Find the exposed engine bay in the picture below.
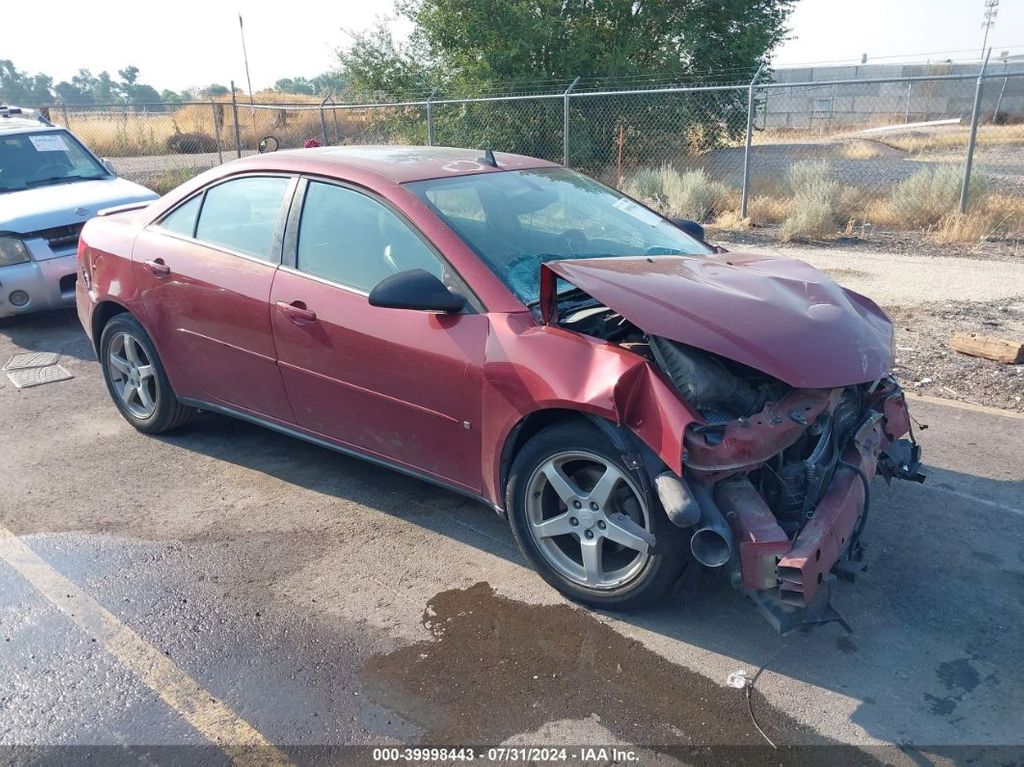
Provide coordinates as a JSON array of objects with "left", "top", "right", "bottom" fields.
[{"left": 560, "top": 298, "right": 925, "bottom": 632}]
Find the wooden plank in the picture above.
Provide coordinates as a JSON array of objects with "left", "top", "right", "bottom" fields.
[{"left": 950, "top": 332, "right": 1024, "bottom": 364}]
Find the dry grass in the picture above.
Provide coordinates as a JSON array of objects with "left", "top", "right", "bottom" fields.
[
  {"left": 713, "top": 210, "right": 751, "bottom": 229},
  {"left": 149, "top": 167, "right": 205, "bottom": 196},
  {"left": 873, "top": 123, "right": 1024, "bottom": 155},
  {"left": 840, "top": 139, "right": 883, "bottom": 159},
  {"left": 931, "top": 194, "right": 1024, "bottom": 244},
  {"left": 64, "top": 92, "right": 394, "bottom": 158}
]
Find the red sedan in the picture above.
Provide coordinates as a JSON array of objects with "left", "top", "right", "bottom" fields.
[{"left": 77, "top": 146, "right": 923, "bottom": 630}]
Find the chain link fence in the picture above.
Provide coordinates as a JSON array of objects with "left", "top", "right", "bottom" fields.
[{"left": 36, "top": 63, "right": 1024, "bottom": 238}]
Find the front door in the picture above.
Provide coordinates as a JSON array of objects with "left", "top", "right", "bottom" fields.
[
  {"left": 270, "top": 179, "right": 487, "bottom": 492},
  {"left": 136, "top": 174, "right": 295, "bottom": 422}
]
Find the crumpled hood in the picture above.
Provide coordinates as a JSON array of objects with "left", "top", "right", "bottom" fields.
[
  {"left": 542, "top": 253, "right": 893, "bottom": 388},
  {"left": 0, "top": 177, "right": 157, "bottom": 235}
]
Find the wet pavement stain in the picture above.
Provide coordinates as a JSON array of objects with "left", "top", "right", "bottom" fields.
[
  {"left": 836, "top": 635, "right": 859, "bottom": 654},
  {"left": 923, "top": 694, "right": 957, "bottom": 716},
  {"left": 937, "top": 658, "right": 980, "bottom": 692},
  {"left": 362, "top": 582, "right": 879, "bottom": 759}
]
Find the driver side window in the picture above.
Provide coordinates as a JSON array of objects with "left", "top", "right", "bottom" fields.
[{"left": 296, "top": 181, "right": 444, "bottom": 293}]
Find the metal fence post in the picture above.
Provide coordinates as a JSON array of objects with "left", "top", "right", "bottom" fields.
[
  {"left": 426, "top": 89, "right": 436, "bottom": 146},
  {"left": 563, "top": 76, "right": 581, "bottom": 166},
  {"left": 230, "top": 81, "right": 242, "bottom": 158},
  {"left": 211, "top": 100, "right": 223, "bottom": 165},
  {"left": 740, "top": 63, "right": 765, "bottom": 220},
  {"left": 59, "top": 98, "right": 70, "bottom": 129},
  {"left": 319, "top": 93, "right": 330, "bottom": 145},
  {"left": 960, "top": 49, "right": 991, "bottom": 214}
]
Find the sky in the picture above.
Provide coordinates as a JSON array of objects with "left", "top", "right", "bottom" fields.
[{"left": 2, "top": 0, "right": 1022, "bottom": 93}]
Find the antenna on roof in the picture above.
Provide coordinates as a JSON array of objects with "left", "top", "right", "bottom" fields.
[{"left": 479, "top": 147, "right": 499, "bottom": 168}]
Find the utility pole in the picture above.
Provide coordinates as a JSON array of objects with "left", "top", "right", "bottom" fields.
[
  {"left": 238, "top": 13, "right": 256, "bottom": 128},
  {"left": 981, "top": 0, "right": 999, "bottom": 60}
]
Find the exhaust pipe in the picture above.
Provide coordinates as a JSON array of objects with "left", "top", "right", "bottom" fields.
[{"left": 688, "top": 483, "right": 735, "bottom": 568}]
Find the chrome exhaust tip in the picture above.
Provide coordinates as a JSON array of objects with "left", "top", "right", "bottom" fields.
[{"left": 690, "top": 527, "right": 733, "bottom": 568}]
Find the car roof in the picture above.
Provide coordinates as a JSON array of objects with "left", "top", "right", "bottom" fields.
[
  {"left": 0, "top": 106, "right": 61, "bottom": 135},
  {"left": 229, "top": 144, "right": 559, "bottom": 183}
]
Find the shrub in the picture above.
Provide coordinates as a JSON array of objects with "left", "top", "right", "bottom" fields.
[
  {"left": 622, "top": 165, "right": 729, "bottom": 222},
  {"left": 780, "top": 160, "right": 840, "bottom": 241},
  {"left": 165, "top": 132, "right": 218, "bottom": 154},
  {"left": 884, "top": 165, "right": 985, "bottom": 228},
  {"left": 661, "top": 168, "right": 730, "bottom": 221},
  {"left": 622, "top": 166, "right": 664, "bottom": 203}
]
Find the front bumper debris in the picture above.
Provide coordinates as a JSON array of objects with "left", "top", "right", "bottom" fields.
[{"left": 671, "top": 379, "right": 924, "bottom": 633}]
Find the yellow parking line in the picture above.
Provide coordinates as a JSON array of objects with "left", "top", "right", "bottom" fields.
[{"left": 0, "top": 525, "right": 292, "bottom": 766}]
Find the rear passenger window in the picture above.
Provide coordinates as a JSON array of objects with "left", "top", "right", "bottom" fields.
[
  {"left": 194, "top": 176, "right": 290, "bottom": 262},
  {"left": 158, "top": 195, "right": 202, "bottom": 237},
  {"left": 297, "top": 181, "right": 443, "bottom": 292}
]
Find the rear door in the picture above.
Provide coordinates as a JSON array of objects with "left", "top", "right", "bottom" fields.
[
  {"left": 135, "top": 174, "right": 296, "bottom": 422},
  {"left": 270, "top": 178, "right": 488, "bottom": 492}
]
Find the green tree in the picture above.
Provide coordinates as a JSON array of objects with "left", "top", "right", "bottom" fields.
[
  {"left": 0, "top": 59, "right": 34, "bottom": 104},
  {"left": 339, "top": 0, "right": 794, "bottom": 166},
  {"left": 94, "top": 72, "right": 117, "bottom": 103}
]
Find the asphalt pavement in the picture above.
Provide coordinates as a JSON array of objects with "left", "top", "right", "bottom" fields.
[{"left": 1, "top": 309, "right": 1022, "bottom": 764}]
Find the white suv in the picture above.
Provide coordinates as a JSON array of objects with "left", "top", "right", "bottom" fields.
[{"left": 0, "top": 106, "right": 158, "bottom": 318}]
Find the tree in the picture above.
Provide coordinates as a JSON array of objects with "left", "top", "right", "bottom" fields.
[
  {"left": 0, "top": 59, "right": 34, "bottom": 104},
  {"left": 339, "top": 0, "right": 795, "bottom": 165},
  {"left": 273, "top": 76, "right": 317, "bottom": 95},
  {"left": 202, "top": 84, "right": 230, "bottom": 97},
  {"left": 94, "top": 72, "right": 117, "bottom": 103}
]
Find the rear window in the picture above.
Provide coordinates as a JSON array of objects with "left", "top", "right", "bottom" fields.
[
  {"left": 158, "top": 195, "right": 202, "bottom": 237},
  {"left": 193, "top": 176, "right": 290, "bottom": 261}
]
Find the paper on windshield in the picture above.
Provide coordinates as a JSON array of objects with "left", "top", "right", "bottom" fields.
[
  {"left": 612, "top": 196, "right": 664, "bottom": 227},
  {"left": 29, "top": 135, "right": 69, "bottom": 152}
]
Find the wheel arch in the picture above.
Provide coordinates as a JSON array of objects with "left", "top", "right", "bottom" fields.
[
  {"left": 497, "top": 407, "right": 667, "bottom": 513},
  {"left": 91, "top": 300, "right": 131, "bottom": 355}
]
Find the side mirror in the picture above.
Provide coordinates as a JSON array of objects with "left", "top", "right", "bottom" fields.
[
  {"left": 671, "top": 217, "right": 728, "bottom": 253},
  {"left": 368, "top": 268, "right": 466, "bottom": 313},
  {"left": 671, "top": 218, "right": 705, "bottom": 242},
  {"left": 102, "top": 158, "right": 117, "bottom": 177}
]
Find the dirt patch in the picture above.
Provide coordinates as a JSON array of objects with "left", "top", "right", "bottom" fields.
[
  {"left": 711, "top": 226, "right": 1022, "bottom": 261},
  {"left": 362, "top": 582, "right": 878, "bottom": 760},
  {"left": 888, "top": 299, "right": 1024, "bottom": 412}
]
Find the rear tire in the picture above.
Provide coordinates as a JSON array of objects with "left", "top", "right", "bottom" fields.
[
  {"left": 505, "top": 420, "right": 687, "bottom": 610},
  {"left": 99, "top": 314, "right": 195, "bottom": 434}
]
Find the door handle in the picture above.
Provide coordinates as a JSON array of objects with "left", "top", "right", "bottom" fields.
[
  {"left": 275, "top": 300, "right": 316, "bottom": 323},
  {"left": 144, "top": 258, "right": 170, "bottom": 277}
]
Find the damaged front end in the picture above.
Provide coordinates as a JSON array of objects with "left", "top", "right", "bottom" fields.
[
  {"left": 665, "top": 337, "right": 924, "bottom": 633},
  {"left": 540, "top": 255, "right": 926, "bottom": 633}
]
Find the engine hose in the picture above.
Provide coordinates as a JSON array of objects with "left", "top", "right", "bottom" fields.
[{"left": 840, "top": 460, "right": 871, "bottom": 552}]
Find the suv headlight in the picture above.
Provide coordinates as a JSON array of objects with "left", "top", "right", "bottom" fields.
[{"left": 0, "top": 236, "right": 31, "bottom": 267}]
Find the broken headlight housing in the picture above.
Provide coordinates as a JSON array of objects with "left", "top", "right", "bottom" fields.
[{"left": 0, "top": 235, "right": 31, "bottom": 267}]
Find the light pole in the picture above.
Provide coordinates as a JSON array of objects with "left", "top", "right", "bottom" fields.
[{"left": 981, "top": 0, "right": 999, "bottom": 60}]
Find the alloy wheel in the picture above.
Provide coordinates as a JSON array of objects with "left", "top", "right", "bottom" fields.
[
  {"left": 524, "top": 451, "right": 654, "bottom": 590},
  {"left": 107, "top": 332, "right": 158, "bottom": 419}
]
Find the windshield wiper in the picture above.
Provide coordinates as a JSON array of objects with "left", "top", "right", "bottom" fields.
[{"left": 24, "top": 174, "right": 103, "bottom": 188}]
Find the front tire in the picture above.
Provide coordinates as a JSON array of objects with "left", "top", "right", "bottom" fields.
[
  {"left": 505, "top": 420, "right": 686, "bottom": 610},
  {"left": 99, "top": 314, "right": 195, "bottom": 434}
]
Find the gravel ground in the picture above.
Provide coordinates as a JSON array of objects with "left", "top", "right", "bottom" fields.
[
  {"left": 713, "top": 233, "right": 1024, "bottom": 412},
  {"left": 888, "top": 299, "right": 1024, "bottom": 412}
]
